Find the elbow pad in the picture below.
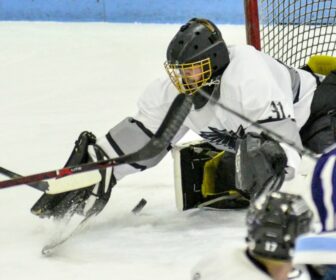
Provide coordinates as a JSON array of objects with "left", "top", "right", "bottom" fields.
[{"left": 96, "top": 117, "right": 170, "bottom": 180}]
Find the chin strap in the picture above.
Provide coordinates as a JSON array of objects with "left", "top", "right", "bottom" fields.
[
  {"left": 204, "top": 78, "right": 221, "bottom": 87},
  {"left": 193, "top": 77, "right": 221, "bottom": 110}
]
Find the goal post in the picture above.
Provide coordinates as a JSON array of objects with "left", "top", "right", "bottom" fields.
[
  {"left": 245, "top": 0, "right": 261, "bottom": 51},
  {"left": 244, "top": 0, "right": 336, "bottom": 68}
]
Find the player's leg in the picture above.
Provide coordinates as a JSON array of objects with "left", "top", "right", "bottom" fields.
[{"left": 300, "top": 70, "right": 336, "bottom": 153}]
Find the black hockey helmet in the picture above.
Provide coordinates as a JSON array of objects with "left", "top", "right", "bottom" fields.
[
  {"left": 246, "top": 192, "right": 313, "bottom": 261},
  {"left": 164, "top": 18, "right": 229, "bottom": 95}
]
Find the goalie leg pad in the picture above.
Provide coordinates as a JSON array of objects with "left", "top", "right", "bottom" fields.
[
  {"left": 173, "top": 141, "right": 216, "bottom": 211},
  {"left": 173, "top": 141, "right": 248, "bottom": 211},
  {"left": 201, "top": 151, "right": 225, "bottom": 197}
]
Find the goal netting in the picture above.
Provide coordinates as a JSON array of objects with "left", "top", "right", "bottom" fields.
[{"left": 245, "top": 0, "right": 336, "bottom": 68}]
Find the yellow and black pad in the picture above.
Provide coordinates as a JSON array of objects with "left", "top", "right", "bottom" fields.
[
  {"left": 172, "top": 140, "right": 249, "bottom": 211},
  {"left": 201, "top": 151, "right": 225, "bottom": 197},
  {"left": 307, "top": 55, "right": 336, "bottom": 76},
  {"left": 201, "top": 151, "right": 249, "bottom": 209}
]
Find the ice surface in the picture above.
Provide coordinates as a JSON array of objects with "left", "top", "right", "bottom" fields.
[{"left": 0, "top": 22, "right": 313, "bottom": 279}]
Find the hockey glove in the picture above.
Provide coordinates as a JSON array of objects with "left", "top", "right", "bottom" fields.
[
  {"left": 235, "top": 132, "right": 287, "bottom": 200},
  {"left": 31, "top": 131, "right": 116, "bottom": 219}
]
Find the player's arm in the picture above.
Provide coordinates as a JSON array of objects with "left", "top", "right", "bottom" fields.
[
  {"left": 31, "top": 78, "right": 189, "bottom": 219},
  {"left": 32, "top": 118, "right": 187, "bottom": 220},
  {"left": 95, "top": 77, "right": 189, "bottom": 180}
]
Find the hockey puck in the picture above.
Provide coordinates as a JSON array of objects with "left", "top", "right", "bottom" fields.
[{"left": 131, "top": 198, "right": 147, "bottom": 214}]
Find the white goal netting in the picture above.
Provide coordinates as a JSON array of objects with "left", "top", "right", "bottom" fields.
[{"left": 258, "top": 0, "right": 336, "bottom": 67}]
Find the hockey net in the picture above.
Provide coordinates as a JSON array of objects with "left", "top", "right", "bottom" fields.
[{"left": 245, "top": 0, "right": 336, "bottom": 68}]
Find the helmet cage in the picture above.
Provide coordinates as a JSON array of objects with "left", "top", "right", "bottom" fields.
[{"left": 164, "top": 58, "right": 212, "bottom": 95}]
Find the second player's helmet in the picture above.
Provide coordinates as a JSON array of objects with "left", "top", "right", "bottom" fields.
[
  {"left": 164, "top": 18, "right": 229, "bottom": 95},
  {"left": 246, "top": 192, "right": 313, "bottom": 261}
]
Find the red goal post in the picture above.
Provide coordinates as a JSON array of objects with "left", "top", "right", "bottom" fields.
[{"left": 244, "top": 0, "right": 336, "bottom": 68}]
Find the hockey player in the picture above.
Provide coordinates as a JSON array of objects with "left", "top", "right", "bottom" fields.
[
  {"left": 30, "top": 18, "right": 336, "bottom": 218},
  {"left": 293, "top": 145, "right": 336, "bottom": 278},
  {"left": 191, "top": 191, "right": 314, "bottom": 280},
  {"left": 191, "top": 148, "right": 336, "bottom": 280}
]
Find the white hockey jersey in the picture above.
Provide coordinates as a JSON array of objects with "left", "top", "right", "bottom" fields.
[
  {"left": 191, "top": 242, "right": 312, "bottom": 280},
  {"left": 98, "top": 45, "right": 318, "bottom": 180}
]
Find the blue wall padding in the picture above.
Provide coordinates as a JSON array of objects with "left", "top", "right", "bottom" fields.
[
  {"left": 104, "top": 0, "right": 244, "bottom": 24},
  {"left": 0, "top": 0, "right": 105, "bottom": 21},
  {"left": 0, "top": 0, "right": 245, "bottom": 24}
]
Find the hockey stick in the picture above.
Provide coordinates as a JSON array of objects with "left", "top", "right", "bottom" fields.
[
  {"left": 0, "top": 166, "right": 100, "bottom": 193},
  {"left": 0, "top": 165, "right": 104, "bottom": 193},
  {"left": 0, "top": 166, "right": 45, "bottom": 191},
  {"left": 0, "top": 94, "right": 193, "bottom": 194},
  {"left": 198, "top": 90, "right": 318, "bottom": 160}
]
